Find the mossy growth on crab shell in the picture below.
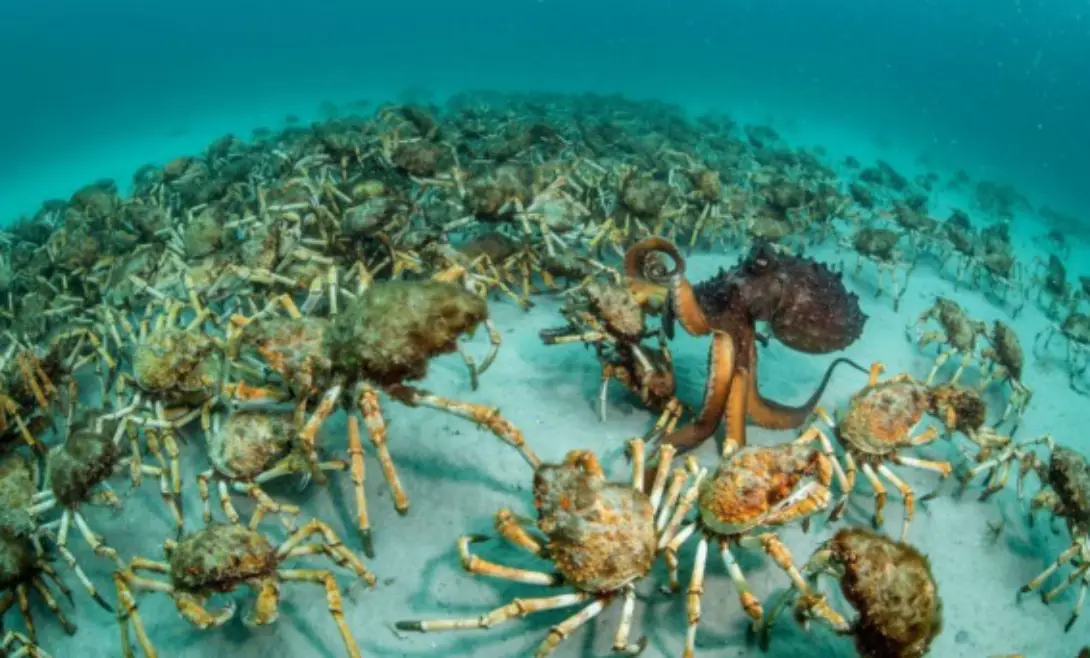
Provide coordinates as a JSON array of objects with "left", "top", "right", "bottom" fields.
[
  {"left": 132, "top": 329, "right": 220, "bottom": 394},
  {"left": 169, "top": 524, "right": 278, "bottom": 592},
  {"left": 0, "top": 455, "right": 38, "bottom": 534},
  {"left": 579, "top": 282, "right": 645, "bottom": 341},
  {"left": 0, "top": 528, "right": 38, "bottom": 591},
  {"left": 829, "top": 527, "right": 942, "bottom": 658},
  {"left": 48, "top": 420, "right": 122, "bottom": 506},
  {"left": 0, "top": 454, "right": 37, "bottom": 509},
  {"left": 532, "top": 461, "right": 656, "bottom": 592},
  {"left": 327, "top": 280, "right": 487, "bottom": 386},
  {"left": 208, "top": 411, "right": 297, "bottom": 478},
  {"left": 1049, "top": 446, "right": 1090, "bottom": 527}
]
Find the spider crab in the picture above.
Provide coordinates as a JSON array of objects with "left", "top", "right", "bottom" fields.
[
  {"left": 659, "top": 433, "right": 851, "bottom": 655},
  {"left": 812, "top": 363, "right": 958, "bottom": 540},
  {"left": 967, "top": 438, "right": 1090, "bottom": 631},
  {"left": 540, "top": 258, "right": 683, "bottom": 439},
  {"left": 623, "top": 237, "right": 867, "bottom": 456},
  {"left": 227, "top": 280, "right": 540, "bottom": 552},
  {"left": 1022, "top": 441, "right": 1090, "bottom": 631},
  {"left": 762, "top": 527, "right": 943, "bottom": 658},
  {"left": 114, "top": 518, "right": 374, "bottom": 658},
  {"left": 397, "top": 440, "right": 693, "bottom": 657}
]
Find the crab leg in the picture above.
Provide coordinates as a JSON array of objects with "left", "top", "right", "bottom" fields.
[
  {"left": 391, "top": 385, "right": 541, "bottom": 468},
  {"left": 28, "top": 577, "right": 74, "bottom": 635},
  {"left": 719, "top": 539, "right": 763, "bottom": 622},
  {"left": 860, "top": 463, "right": 888, "bottom": 528},
  {"left": 493, "top": 509, "right": 546, "bottom": 556},
  {"left": 536, "top": 597, "right": 609, "bottom": 657},
  {"left": 397, "top": 592, "right": 591, "bottom": 633},
  {"left": 664, "top": 523, "right": 698, "bottom": 591},
  {"left": 39, "top": 532, "right": 113, "bottom": 611},
  {"left": 277, "top": 570, "right": 361, "bottom": 658},
  {"left": 876, "top": 464, "right": 916, "bottom": 541},
  {"left": 611, "top": 584, "right": 646, "bottom": 655},
  {"left": 114, "top": 574, "right": 159, "bottom": 658},
  {"left": 358, "top": 386, "right": 409, "bottom": 514},
  {"left": 454, "top": 535, "right": 559, "bottom": 585},
  {"left": 298, "top": 385, "right": 342, "bottom": 485},
  {"left": 346, "top": 416, "right": 372, "bottom": 556}
]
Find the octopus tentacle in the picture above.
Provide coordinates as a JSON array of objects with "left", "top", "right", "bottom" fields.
[
  {"left": 746, "top": 356, "right": 868, "bottom": 430},
  {"left": 724, "top": 369, "right": 750, "bottom": 452},
  {"left": 655, "top": 331, "right": 734, "bottom": 454},
  {"left": 625, "top": 237, "right": 710, "bottom": 336}
]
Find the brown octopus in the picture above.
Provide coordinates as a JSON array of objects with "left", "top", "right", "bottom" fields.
[{"left": 624, "top": 237, "right": 867, "bottom": 454}]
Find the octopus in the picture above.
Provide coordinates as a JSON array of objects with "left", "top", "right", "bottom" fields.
[{"left": 624, "top": 238, "right": 867, "bottom": 455}]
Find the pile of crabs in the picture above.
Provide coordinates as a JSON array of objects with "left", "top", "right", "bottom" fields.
[{"left": 0, "top": 90, "right": 1086, "bottom": 658}]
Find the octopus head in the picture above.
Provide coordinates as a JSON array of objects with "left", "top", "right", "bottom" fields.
[{"left": 738, "top": 242, "right": 867, "bottom": 353}]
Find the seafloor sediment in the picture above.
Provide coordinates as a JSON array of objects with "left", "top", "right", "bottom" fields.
[{"left": 0, "top": 91, "right": 1086, "bottom": 658}]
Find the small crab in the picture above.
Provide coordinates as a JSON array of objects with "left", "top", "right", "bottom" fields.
[
  {"left": 977, "top": 320, "right": 1032, "bottom": 430},
  {"left": 1013, "top": 440, "right": 1090, "bottom": 632},
  {"left": 114, "top": 518, "right": 375, "bottom": 658},
  {"left": 1036, "top": 312, "right": 1090, "bottom": 395},
  {"left": 28, "top": 404, "right": 176, "bottom": 572},
  {"left": 960, "top": 434, "right": 1052, "bottom": 502},
  {"left": 908, "top": 296, "right": 987, "bottom": 385},
  {"left": 813, "top": 363, "right": 954, "bottom": 540},
  {"left": 1034, "top": 254, "right": 1072, "bottom": 319},
  {"left": 198, "top": 405, "right": 373, "bottom": 552},
  {"left": 540, "top": 279, "right": 684, "bottom": 434},
  {"left": 397, "top": 440, "right": 689, "bottom": 656},
  {"left": 0, "top": 453, "right": 112, "bottom": 642},
  {"left": 761, "top": 527, "right": 943, "bottom": 658},
  {"left": 113, "top": 299, "right": 227, "bottom": 431},
  {"left": 840, "top": 226, "right": 913, "bottom": 311},
  {"left": 659, "top": 433, "right": 850, "bottom": 654}
]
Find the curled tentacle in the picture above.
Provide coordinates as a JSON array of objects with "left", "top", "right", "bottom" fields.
[{"left": 624, "top": 238, "right": 710, "bottom": 337}]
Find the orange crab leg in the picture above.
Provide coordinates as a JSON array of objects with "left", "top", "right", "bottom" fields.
[{"left": 656, "top": 332, "right": 734, "bottom": 454}]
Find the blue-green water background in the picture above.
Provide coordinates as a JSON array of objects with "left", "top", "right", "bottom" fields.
[{"left": 0, "top": 0, "right": 1087, "bottom": 220}]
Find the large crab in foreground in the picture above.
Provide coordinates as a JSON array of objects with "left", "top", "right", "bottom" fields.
[
  {"left": 659, "top": 434, "right": 850, "bottom": 654},
  {"left": 812, "top": 363, "right": 956, "bottom": 540},
  {"left": 761, "top": 527, "right": 943, "bottom": 658},
  {"left": 227, "top": 279, "right": 541, "bottom": 552},
  {"left": 397, "top": 440, "right": 691, "bottom": 657},
  {"left": 114, "top": 518, "right": 375, "bottom": 658},
  {"left": 623, "top": 237, "right": 867, "bottom": 457}
]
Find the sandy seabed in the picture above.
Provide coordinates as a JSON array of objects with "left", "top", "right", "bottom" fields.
[
  {"left": 30, "top": 235, "right": 1082, "bottom": 658},
  {"left": 3, "top": 95, "right": 1084, "bottom": 658}
]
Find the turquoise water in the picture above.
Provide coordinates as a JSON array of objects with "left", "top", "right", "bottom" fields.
[
  {"left": 1, "top": 1, "right": 1087, "bottom": 219},
  {"left": 0, "top": 2, "right": 1088, "bottom": 657}
]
